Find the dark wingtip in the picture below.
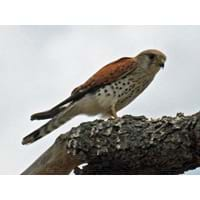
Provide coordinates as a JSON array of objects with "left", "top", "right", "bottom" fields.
[
  {"left": 30, "top": 114, "right": 36, "bottom": 121},
  {"left": 30, "top": 109, "right": 63, "bottom": 121},
  {"left": 30, "top": 113, "right": 47, "bottom": 121},
  {"left": 22, "top": 137, "right": 31, "bottom": 145}
]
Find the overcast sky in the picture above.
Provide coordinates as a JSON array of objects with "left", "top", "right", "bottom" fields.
[{"left": 0, "top": 26, "right": 200, "bottom": 174}]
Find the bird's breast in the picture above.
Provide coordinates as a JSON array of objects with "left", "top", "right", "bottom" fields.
[{"left": 95, "top": 68, "right": 155, "bottom": 111}]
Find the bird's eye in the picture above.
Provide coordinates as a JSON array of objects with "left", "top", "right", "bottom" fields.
[{"left": 148, "top": 54, "right": 155, "bottom": 60}]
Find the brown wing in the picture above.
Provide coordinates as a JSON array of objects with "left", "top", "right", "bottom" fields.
[{"left": 51, "top": 57, "right": 138, "bottom": 110}]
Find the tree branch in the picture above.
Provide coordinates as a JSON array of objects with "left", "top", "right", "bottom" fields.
[{"left": 21, "top": 111, "right": 200, "bottom": 175}]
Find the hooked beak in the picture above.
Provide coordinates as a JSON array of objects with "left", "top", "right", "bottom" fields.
[
  {"left": 160, "top": 62, "right": 165, "bottom": 69},
  {"left": 160, "top": 57, "right": 166, "bottom": 69}
]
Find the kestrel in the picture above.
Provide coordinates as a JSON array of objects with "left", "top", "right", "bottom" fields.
[{"left": 22, "top": 49, "right": 166, "bottom": 145}]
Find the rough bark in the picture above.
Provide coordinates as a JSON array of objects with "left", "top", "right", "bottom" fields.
[{"left": 22, "top": 112, "right": 200, "bottom": 175}]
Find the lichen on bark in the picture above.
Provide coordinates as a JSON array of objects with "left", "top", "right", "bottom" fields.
[{"left": 22, "top": 112, "right": 200, "bottom": 175}]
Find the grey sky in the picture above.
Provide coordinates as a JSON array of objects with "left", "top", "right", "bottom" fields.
[{"left": 0, "top": 26, "right": 199, "bottom": 174}]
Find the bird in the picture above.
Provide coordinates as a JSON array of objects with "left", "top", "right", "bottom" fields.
[{"left": 22, "top": 49, "right": 166, "bottom": 145}]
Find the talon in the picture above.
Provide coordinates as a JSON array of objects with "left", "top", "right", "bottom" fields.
[{"left": 111, "top": 104, "right": 118, "bottom": 119}]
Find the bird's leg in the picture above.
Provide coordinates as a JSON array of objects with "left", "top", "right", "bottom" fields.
[{"left": 110, "top": 104, "right": 118, "bottom": 119}]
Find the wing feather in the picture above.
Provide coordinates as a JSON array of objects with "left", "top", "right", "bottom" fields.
[{"left": 51, "top": 57, "right": 138, "bottom": 110}]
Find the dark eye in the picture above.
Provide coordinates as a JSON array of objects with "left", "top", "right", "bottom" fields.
[{"left": 148, "top": 54, "right": 155, "bottom": 60}]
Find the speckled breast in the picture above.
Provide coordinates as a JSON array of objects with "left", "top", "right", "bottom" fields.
[{"left": 95, "top": 67, "right": 155, "bottom": 111}]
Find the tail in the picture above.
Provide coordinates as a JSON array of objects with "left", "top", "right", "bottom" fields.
[{"left": 22, "top": 104, "right": 78, "bottom": 145}]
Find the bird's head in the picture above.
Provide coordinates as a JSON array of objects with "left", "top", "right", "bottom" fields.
[{"left": 136, "top": 49, "right": 167, "bottom": 74}]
